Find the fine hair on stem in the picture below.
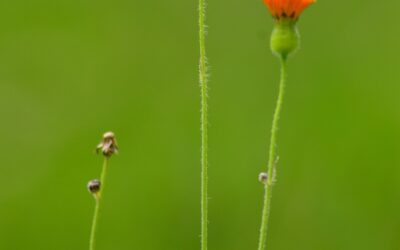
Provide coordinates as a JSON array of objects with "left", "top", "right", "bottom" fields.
[
  {"left": 198, "top": 0, "right": 208, "bottom": 249},
  {"left": 257, "top": 57, "right": 287, "bottom": 250}
]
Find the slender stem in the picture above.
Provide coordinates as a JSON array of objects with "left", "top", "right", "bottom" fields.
[
  {"left": 199, "top": 0, "right": 208, "bottom": 249},
  {"left": 89, "top": 157, "right": 109, "bottom": 250},
  {"left": 257, "top": 57, "right": 287, "bottom": 250}
]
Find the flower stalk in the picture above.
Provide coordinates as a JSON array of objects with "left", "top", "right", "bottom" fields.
[
  {"left": 89, "top": 158, "right": 109, "bottom": 250},
  {"left": 88, "top": 132, "right": 118, "bottom": 250},
  {"left": 258, "top": 57, "right": 287, "bottom": 250},
  {"left": 257, "top": 1, "right": 315, "bottom": 249},
  {"left": 198, "top": 0, "right": 208, "bottom": 249}
]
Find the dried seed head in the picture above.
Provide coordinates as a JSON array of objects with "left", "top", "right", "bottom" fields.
[
  {"left": 96, "top": 131, "right": 118, "bottom": 157},
  {"left": 103, "top": 131, "right": 115, "bottom": 140},
  {"left": 258, "top": 172, "right": 268, "bottom": 184},
  {"left": 87, "top": 179, "right": 101, "bottom": 194}
]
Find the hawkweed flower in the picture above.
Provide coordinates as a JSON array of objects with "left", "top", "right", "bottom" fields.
[
  {"left": 257, "top": 1, "right": 315, "bottom": 250},
  {"left": 263, "top": 0, "right": 315, "bottom": 59},
  {"left": 264, "top": 0, "right": 315, "bottom": 20}
]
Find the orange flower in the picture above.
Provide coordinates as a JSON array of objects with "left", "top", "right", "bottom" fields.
[{"left": 263, "top": 0, "right": 315, "bottom": 20}]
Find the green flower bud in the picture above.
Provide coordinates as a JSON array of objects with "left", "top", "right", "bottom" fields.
[{"left": 270, "top": 19, "right": 299, "bottom": 59}]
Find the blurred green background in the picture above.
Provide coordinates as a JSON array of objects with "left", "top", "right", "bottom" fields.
[{"left": 1, "top": 0, "right": 400, "bottom": 249}]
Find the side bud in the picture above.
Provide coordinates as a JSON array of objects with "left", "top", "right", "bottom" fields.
[
  {"left": 258, "top": 172, "right": 268, "bottom": 185},
  {"left": 270, "top": 19, "right": 299, "bottom": 59},
  {"left": 87, "top": 179, "right": 101, "bottom": 196}
]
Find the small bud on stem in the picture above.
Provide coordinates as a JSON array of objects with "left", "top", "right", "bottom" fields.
[
  {"left": 258, "top": 172, "right": 269, "bottom": 185},
  {"left": 87, "top": 179, "right": 101, "bottom": 198}
]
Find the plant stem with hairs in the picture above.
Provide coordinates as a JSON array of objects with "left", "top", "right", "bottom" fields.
[
  {"left": 198, "top": 0, "right": 208, "bottom": 249},
  {"left": 257, "top": 57, "right": 287, "bottom": 250},
  {"left": 256, "top": 1, "right": 315, "bottom": 245}
]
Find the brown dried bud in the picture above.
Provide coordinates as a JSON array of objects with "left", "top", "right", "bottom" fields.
[
  {"left": 258, "top": 172, "right": 268, "bottom": 184},
  {"left": 96, "top": 131, "right": 118, "bottom": 157},
  {"left": 87, "top": 179, "right": 101, "bottom": 194}
]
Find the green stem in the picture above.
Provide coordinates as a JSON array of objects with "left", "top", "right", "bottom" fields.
[
  {"left": 257, "top": 57, "right": 287, "bottom": 250},
  {"left": 89, "top": 157, "right": 109, "bottom": 250},
  {"left": 199, "top": 0, "right": 208, "bottom": 249}
]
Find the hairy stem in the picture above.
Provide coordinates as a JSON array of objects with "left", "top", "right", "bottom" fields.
[
  {"left": 89, "top": 157, "right": 109, "bottom": 250},
  {"left": 257, "top": 57, "right": 287, "bottom": 250},
  {"left": 199, "top": 0, "right": 208, "bottom": 249}
]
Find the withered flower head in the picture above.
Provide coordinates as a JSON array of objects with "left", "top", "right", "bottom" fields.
[{"left": 96, "top": 131, "right": 118, "bottom": 157}]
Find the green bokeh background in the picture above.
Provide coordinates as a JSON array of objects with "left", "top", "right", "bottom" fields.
[{"left": 1, "top": 1, "right": 400, "bottom": 249}]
